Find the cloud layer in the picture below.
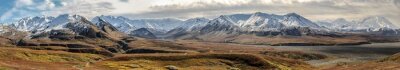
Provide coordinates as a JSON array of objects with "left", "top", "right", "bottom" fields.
[
  {"left": 0, "top": 0, "right": 399, "bottom": 26},
  {"left": 142, "top": 0, "right": 399, "bottom": 20}
]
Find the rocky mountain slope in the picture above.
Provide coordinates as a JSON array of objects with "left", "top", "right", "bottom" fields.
[
  {"left": 0, "top": 12, "right": 398, "bottom": 45},
  {"left": 129, "top": 28, "right": 157, "bottom": 39},
  {"left": 165, "top": 12, "right": 350, "bottom": 44},
  {"left": 92, "top": 16, "right": 184, "bottom": 34},
  {"left": 10, "top": 16, "right": 55, "bottom": 32}
]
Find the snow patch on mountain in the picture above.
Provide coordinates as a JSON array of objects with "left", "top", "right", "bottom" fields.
[
  {"left": 317, "top": 16, "right": 399, "bottom": 32},
  {"left": 131, "top": 18, "right": 184, "bottom": 31},
  {"left": 176, "top": 17, "right": 209, "bottom": 30},
  {"left": 281, "top": 13, "right": 320, "bottom": 28},
  {"left": 92, "top": 16, "right": 136, "bottom": 33},
  {"left": 44, "top": 14, "right": 90, "bottom": 31},
  {"left": 196, "top": 12, "right": 322, "bottom": 32},
  {"left": 357, "top": 16, "right": 398, "bottom": 30},
  {"left": 3, "top": 12, "right": 399, "bottom": 38},
  {"left": 93, "top": 16, "right": 184, "bottom": 33},
  {"left": 10, "top": 16, "right": 55, "bottom": 32}
]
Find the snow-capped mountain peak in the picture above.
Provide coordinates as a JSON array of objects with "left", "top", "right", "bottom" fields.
[
  {"left": 209, "top": 14, "right": 252, "bottom": 27},
  {"left": 316, "top": 16, "right": 399, "bottom": 32},
  {"left": 317, "top": 18, "right": 353, "bottom": 29},
  {"left": 92, "top": 15, "right": 136, "bottom": 33},
  {"left": 281, "top": 13, "right": 320, "bottom": 28},
  {"left": 46, "top": 14, "right": 88, "bottom": 31},
  {"left": 3, "top": 12, "right": 399, "bottom": 39},
  {"left": 93, "top": 16, "right": 185, "bottom": 33},
  {"left": 358, "top": 16, "right": 398, "bottom": 29},
  {"left": 215, "top": 15, "right": 237, "bottom": 25},
  {"left": 237, "top": 12, "right": 321, "bottom": 31},
  {"left": 239, "top": 12, "right": 284, "bottom": 31},
  {"left": 11, "top": 16, "right": 55, "bottom": 31},
  {"left": 176, "top": 17, "right": 209, "bottom": 29}
]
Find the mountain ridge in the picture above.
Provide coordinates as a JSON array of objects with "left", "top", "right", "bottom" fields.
[
  {"left": 1, "top": 12, "right": 399, "bottom": 40},
  {"left": 317, "top": 16, "right": 399, "bottom": 32}
]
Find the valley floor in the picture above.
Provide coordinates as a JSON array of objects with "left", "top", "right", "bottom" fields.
[
  {"left": 255, "top": 42, "right": 400, "bottom": 68},
  {"left": 0, "top": 40, "right": 400, "bottom": 70},
  {"left": 174, "top": 40, "right": 400, "bottom": 68}
]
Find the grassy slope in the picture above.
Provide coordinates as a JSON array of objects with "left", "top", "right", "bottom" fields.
[
  {"left": 0, "top": 47, "right": 106, "bottom": 70},
  {"left": 380, "top": 52, "right": 400, "bottom": 62},
  {"left": 321, "top": 52, "right": 400, "bottom": 70},
  {"left": 260, "top": 51, "right": 328, "bottom": 61},
  {"left": 0, "top": 47, "right": 314, "bottom": 70},
  {"left": 97, "top": 53, "right": 309, "bottom": 70},
  {"left": 0, "top": 38, "right": 321, "bottom": 70}
]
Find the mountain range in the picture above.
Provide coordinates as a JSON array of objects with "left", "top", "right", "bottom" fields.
[
  {"left": 317, "top": 16, "right": 399, "bottom": 32},
  {"left": 1, "top": 12, "right": 399, "bottom": 44}
]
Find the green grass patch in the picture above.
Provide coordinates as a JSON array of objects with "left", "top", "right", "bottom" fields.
[{"left": 0, "top": 47, "right": 105, "bottom": 62}]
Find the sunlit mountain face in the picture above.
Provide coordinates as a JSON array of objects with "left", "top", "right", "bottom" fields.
[{"left": 0, "top": 0, "right": 400, "bottom": 70}]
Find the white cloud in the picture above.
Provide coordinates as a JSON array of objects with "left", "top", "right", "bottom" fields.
[
  {"left": 36, "top": 0, "right": 55, "bottom": 10},
  {"left": 1, "top": 0, "right": 34, "bottom": 22},
  {"left": 60, "top": 2, "right": 68, "bottom": 6},
  {"left": 38, "top": 0, "right": 155, "bottom": 19},
  {"left": 16, "top": 0, "right": 34, "bottom": 7},
  {"left": 41, "top": 0, "right": 114, "bottom": 18},
  {"left": 0, "top": 0, "right": 117, "bottom": 22}
]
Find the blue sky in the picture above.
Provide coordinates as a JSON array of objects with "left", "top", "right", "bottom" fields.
[
  {"left": 0, "top": 1, "right": 17, "bottom": 22},
  {"left": 0, "top": 0, "right": 399, "bottom": 26},
  {"left": 0, "top": 1, "right": 13, "bottom": 14},
  {"left": 0, "top": 0, "right": 69, "bottom": 22}
]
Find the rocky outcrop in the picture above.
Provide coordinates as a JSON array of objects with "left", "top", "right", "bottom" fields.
[
  {"left": 129, "top": 28, "right": 157, "bottom": 39},
  {"left": 96, "top": 18, "right": 119, "bottom": 33}
]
